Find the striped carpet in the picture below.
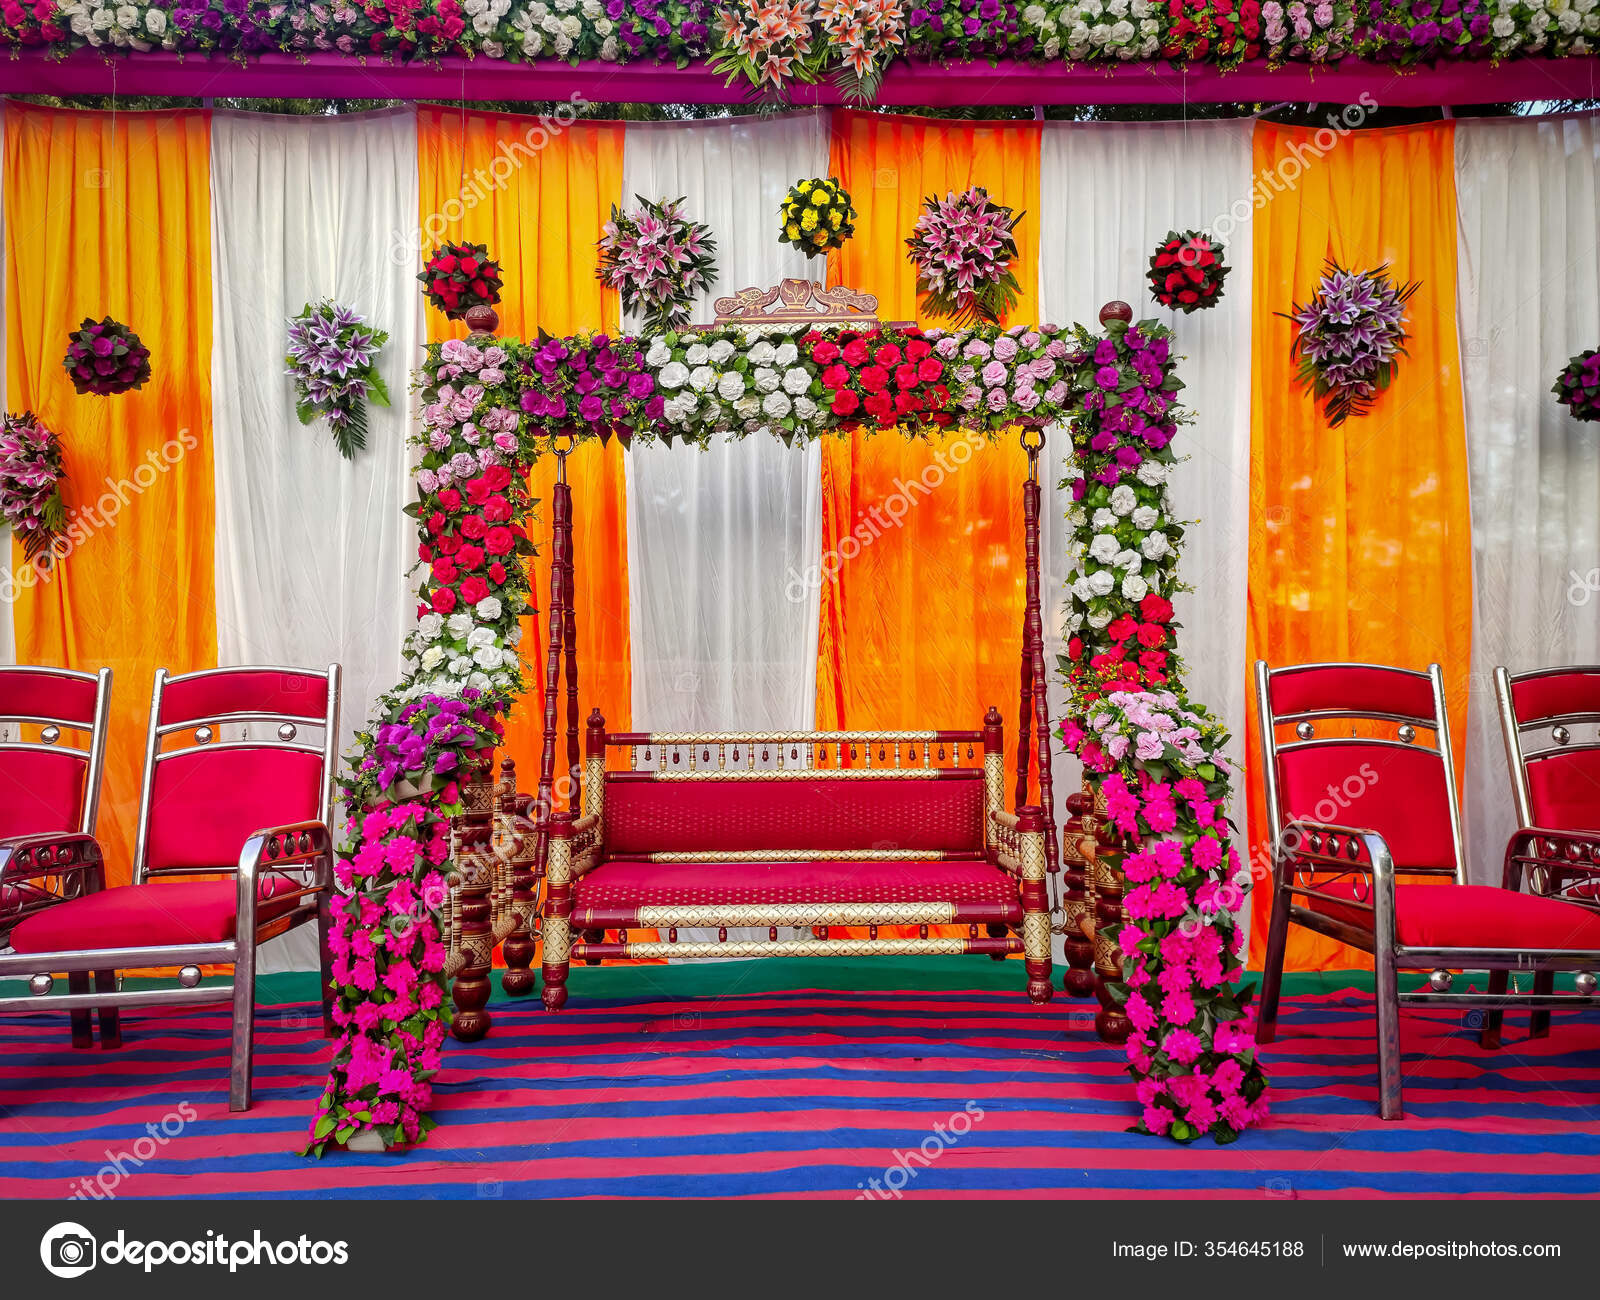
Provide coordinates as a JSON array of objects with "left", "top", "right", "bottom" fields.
[{"left": 1, "top": 959, "right": 1597, "bottom": 1199}]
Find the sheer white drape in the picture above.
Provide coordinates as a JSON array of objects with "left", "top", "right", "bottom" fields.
[
  {"left": 1455, "top": 115, "right": 1600, "bottom": 878},
  {"left": 1037, "top": 119, "right": 1256, "bottom": 780},
  {"left": 620, "top": 113, "right": 828, "bottom": 732},
  {"left": 209, "top": 108, "right": 421, "bottom": 967}
]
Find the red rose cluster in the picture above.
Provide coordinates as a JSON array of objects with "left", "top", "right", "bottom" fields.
[
  {"left": 416, "top": 463, "right": 522, "bottom": 616},
  {"left": 1147, "top": 230, "right": 1229, "bottom": 313},
  {"left": 805, "top": 328, "right": 949, "bottom": 429},
  {"left": 419, "top": 241, "right": 504, "bottom": 318},
  {"left": 1163, "top": 0, "right": 1263, "bottom": 66},
  {"left": 1067, "top": 593, "right": 1176, "bottom": 690}
]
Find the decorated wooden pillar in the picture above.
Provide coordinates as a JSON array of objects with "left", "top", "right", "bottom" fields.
[
  {"left": 1086, "top": 778, "right": 1131, "bottom": 1044},
  {"left": 498, "top": 756, "right": 539, "bottom": 996},
  {"left": 1059, "top": 787, "right": 1097, "bottom": 997},
  {"left": 448, "top": 748, "right": 498, "bottom": 1041}
]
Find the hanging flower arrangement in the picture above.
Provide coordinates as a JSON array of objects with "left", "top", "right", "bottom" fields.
[
  {"left": 1553, "top": 348, "right": 1600, "bottom": 423},
  {"left": 419, "top": 241, "right": 504, "bottom": 318},
  {"left": 1283, "top": 259, "right": 1419, "bottom": 428},
  {"left": 779, "top": 177, "right": 857, "bottom": 257},
  {"left": 906, "top": 186, "right": 1024, "bottom": 326},
  {"left": 1147, "top": 231, "right": 1229, "bottom": 314},
  {"left": 597, "top": 196, "right": 718, "bottom": 332},
  {"left": 0, "top": 411, "right": 67, "bottom": 565},
  {"left": 285, "top": 301, "right": 392, "bottom": 461},
  {"left": 62, "top": 317, "right": 151, "bottom": 396}
]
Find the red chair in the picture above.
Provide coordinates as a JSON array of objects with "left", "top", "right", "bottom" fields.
[
  {"left": 0, "top": 664, "right": 340, "bottom": 1111},
  {"left": 1254, "top": 660, "right": 1600, "bottom": 1119},
  {"left": 0, "top": 666, "right": 113, "bottom": 1048}
]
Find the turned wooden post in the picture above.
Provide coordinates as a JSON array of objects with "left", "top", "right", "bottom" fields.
[
  {"left": 1089, "top": 780, "right": 1131, "bottom": 1043},
  {"left": 1059, "top": 784, "right": 1098, "bottom": 997},
  {"left": 449, "top": 749, "right": 498, "bottom": 1041},
  {"left": 499, "top": 756, "right": 539, "bottom": 996}
]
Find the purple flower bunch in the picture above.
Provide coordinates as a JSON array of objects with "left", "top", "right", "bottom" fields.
[
  {"left": 598, "top": 196, "right": 718, "bottom": 332},
  {"left": 1283, "top": 258, "right": 1419, "bottom": 428},
  {"left": 62, "top": 316, "right": 151, "bottom": 396},
  {"left": 614, "top": 0, "right": 714, "bottom": 59},
  {"left": 516, "top": 332, "right": 662, "bottom": 442},
  {"left": 1066, "top": 321, "right": 1182, "bottom": 493},
  {"left": 286, "top": 300, "right": 391, "bottom": 460},
  {"left": 1553, "top": 347, "right": 1600, "bottom": 423},
  {"left": 0, "top": 410, "right": 66, "bottom": 564},
  {"left": 357, "top": 689, "right": 503, "bottom": 804},
  {"left": 905, "top": 0, "right": 1025, "bottom": 60},
  {"left": 906, "top": 186, "right": 1024, "bottom": 326}
]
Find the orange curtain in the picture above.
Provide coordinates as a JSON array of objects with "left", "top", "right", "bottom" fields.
[
  {"left": 5, "top": 105, "right": 218, "bottom": 884},
  {"left": 416, "top": 107, "right": 631, "bottom": 792},
  {"left": 1245, "top": 121, "right": 1474, "bottom": 971},
  {"left": 820, "top": 111, "right": 1040, "bottom": 756},
  {"left": 821, "top": 112, "right": 1040, "bottom": 942}
]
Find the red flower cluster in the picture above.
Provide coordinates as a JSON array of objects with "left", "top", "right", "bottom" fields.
[
  {"left": 1067, "top": 593, "right": 1176, "bottom": 688},
  {"left": 417, "top": 463, "right": 520, "bottom": 616},
  {"left": 1148, "top": 230, "right": 1230, "bottom": 314},
  {"left": 805, "top": 328, "right": 949, "bottom": 429},
  {"left": 1163, "top": 0, "right": 1262, "bottom": 65},
  {"left": 418, "top": 240, "right": 504, "bottom": 317}
]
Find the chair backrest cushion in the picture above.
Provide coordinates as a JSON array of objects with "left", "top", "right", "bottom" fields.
[
  {"left": 1526, "top": 751, "right": 1600, "bottom": 832},
  {"left": 0, "top": 668, "right": 99, "bottom": 724},
  {"left": 0, "top": 750, "right": 86, "bottom": 840},
  {"left": 1510, "top": 669, "right": 1600, "bottom": 727},
  {"left": 1275, "top": 739, "right": 1458, "bottom": 871},
  {"left": 145, "top": 747, "right": 324, "bottom": 871},
  {"left": 1267, "top": 664, "right": 1437, "bottom": 722},
  {"left": 158, "top": 668, "right": 331, "bottom": 727},
  {"left": 603, "top": 776, "right": 985, "bottom": 856}
]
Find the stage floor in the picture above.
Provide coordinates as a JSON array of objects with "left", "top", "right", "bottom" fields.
[{"left": 1, "top": 959, "right": 1597, "bottom": 1199}]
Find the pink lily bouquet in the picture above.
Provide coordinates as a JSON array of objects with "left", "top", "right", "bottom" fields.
[
  {"left": 597, "top": 196, "right": 719, "bottom": 333},
  {"left": 906, "top": 186, "right": 1025, "bottom": 326},
  {"left": 0, "top": 410, "right": 67, "bottom": 565}
]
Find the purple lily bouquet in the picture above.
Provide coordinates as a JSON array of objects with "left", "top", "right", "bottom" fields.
[
  {"left": 286, "top": 301, "right": 391, "bottom": 460},
  {"left": 1282, "top": 259, "right": 1419, "bottom": 428},
  {"left": 0, "top": 411, "right": 67, "bottom": 565},
  {"left": 598, "top": 196, "right": 719, "bottom": 333}
]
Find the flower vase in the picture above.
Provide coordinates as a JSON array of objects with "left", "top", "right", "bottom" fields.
[{"left": 462, "top": 304, "right": 498, "bottom": 338}]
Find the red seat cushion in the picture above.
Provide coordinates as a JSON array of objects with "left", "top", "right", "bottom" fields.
[
  {"left": 1307, "top": 880, "right": 1600, "bottom": 950},
  {"left": 574, "top": 859, "right": 1017, "bottom": 910},
  {"left": 9, "top": 877, "right": 305, "bottom": 953}
]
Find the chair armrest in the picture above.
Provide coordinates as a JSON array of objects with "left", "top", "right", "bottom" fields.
[
  {"left": 0, "top": 832, "right": 108, "bottom": 936},
  {"left": 1504, "top": 827, "right": 1600, "bottom": 901},
  {"left": 1275, "top": 819, "right": 1401, "bottom": 939},
  {"left": 235, "top": 821, "right": 333, "bottom": 936}
]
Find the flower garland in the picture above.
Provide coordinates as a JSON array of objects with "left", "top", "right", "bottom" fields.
[
  {"left": 1147, "top": 231, "right": 1229, "bottom": 314},
  {"left": 7, "top": 0, "right": 1600, "bottom": 91},
  {"left": 62, "top": 316, "right": 151, "bottom": 396},
  {"left": 650, "top": 327, "right": 821, "bottom": 442},
  {"left": 1553, "top": 347, "right": 1600, "bottom": 423},
  {"left": 419, "top": 241, "right": 504, "bottom": 319},
  {"left": 306, "top": 691, "right": 503, "bottom": 1155},
  {"left": 906, "top": 187, "right": 1025, "bottom": 326},
  {"left": 598, "top": 196, "right": 718, "bottom": 332},
  {"left": 286, "top": 301, "right": 391, "bottom": 460},
  {"left": 780, "top": 177, "right": 856, "bottom": 258},
  {"left": 1062, "top": 689, "right": 1268, "bottom": 1143},
  {"left": 519, "top": 331, "right": 661, "bottom": 440},
  {"left": 0, "top": 410, "right": 66, "bottom": 564},
  {"left": 1283, "top": 258, "right": 1419, "bottom": 428},
  {"left": 1056, "top": 311, "right": 1268, "bottom": 1144}
]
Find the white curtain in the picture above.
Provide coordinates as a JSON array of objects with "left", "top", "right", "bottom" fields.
[
  {"left": 620, "top": 113, "right": 828, "bottom": 733},
  {"left": 1455, "top": 115, "right": 1600, "bottom": 879},
  {"left": 1037, "top": 119, "right": 1255, "bottom": 949},
  {"left": 209, "top": 108, "right": 421, "bottom": 967}
]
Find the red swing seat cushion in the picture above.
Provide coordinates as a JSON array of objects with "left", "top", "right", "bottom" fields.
[
  {"left": 1306, "top": 880, "right": 1600, "bottom": 951},
  {"left": 573, "top": 858, "right": 1020, "bottom": 912},
  {"left": 8, "top": 877, "right": 305, "bottom": 953}
]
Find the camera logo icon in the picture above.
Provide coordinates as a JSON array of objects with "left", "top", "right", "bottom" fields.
[{"left": 41, "top": 1222, "right": 97, "bottom": 1278}]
